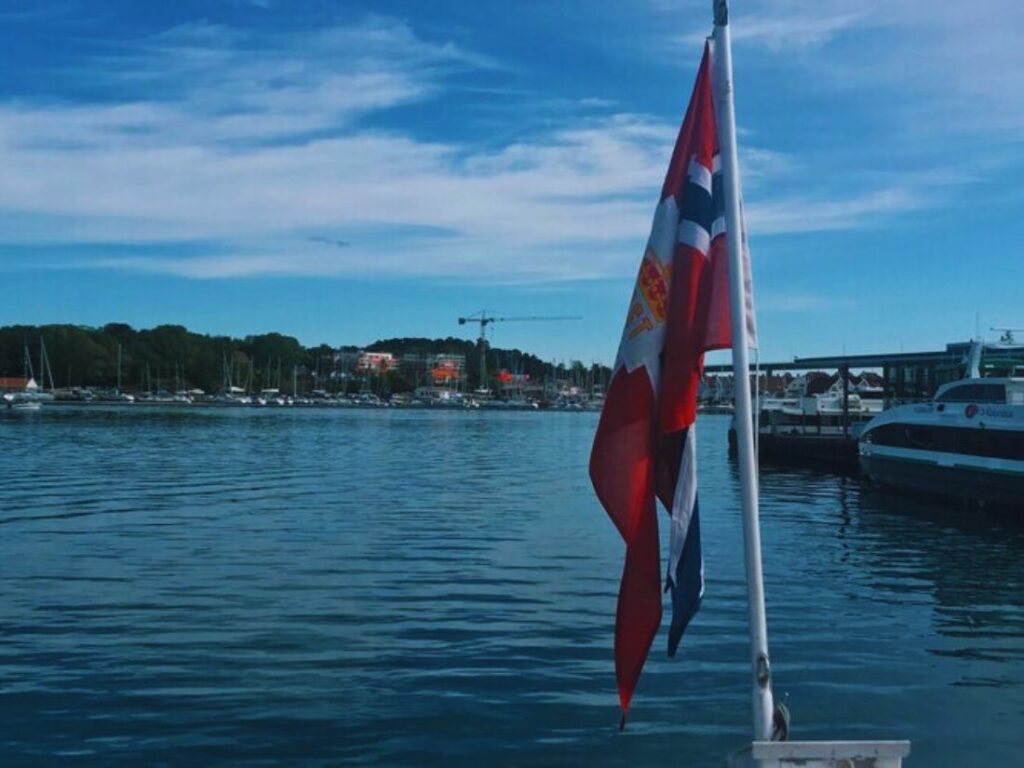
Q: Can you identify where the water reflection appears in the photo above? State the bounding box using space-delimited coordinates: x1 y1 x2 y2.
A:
753 446 1024 764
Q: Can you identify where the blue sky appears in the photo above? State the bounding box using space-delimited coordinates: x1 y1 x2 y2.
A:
2 0 1023 365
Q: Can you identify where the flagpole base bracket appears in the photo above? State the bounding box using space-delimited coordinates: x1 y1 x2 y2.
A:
727 740 911 768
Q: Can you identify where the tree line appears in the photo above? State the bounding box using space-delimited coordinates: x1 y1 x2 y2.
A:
0 323 610 395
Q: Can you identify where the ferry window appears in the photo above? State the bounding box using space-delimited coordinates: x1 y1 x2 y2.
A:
957 430 988 457
870 423 1024 460
905 426 934 451
935 383 1006 403
994 431 1024 461
870 424 908 448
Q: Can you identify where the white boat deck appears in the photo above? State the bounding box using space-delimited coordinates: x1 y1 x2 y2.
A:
730 740 911 767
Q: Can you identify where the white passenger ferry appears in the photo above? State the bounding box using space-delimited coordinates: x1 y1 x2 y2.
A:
859 372 1024 507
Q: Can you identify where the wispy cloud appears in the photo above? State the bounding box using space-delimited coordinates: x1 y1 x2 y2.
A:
49 17 484 145
307 236 351 249
859 3 1024 135
687 0 1024 136
679 5 866 50
731 11 865 49
0 11 978 282
746 187 925 236
740 147 796 188
0 16 667 282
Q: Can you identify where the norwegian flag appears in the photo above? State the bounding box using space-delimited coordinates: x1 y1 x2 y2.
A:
589 42 756 724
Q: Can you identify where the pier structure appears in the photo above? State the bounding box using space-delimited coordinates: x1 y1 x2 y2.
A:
708 340 1004 409
710 341 1024 471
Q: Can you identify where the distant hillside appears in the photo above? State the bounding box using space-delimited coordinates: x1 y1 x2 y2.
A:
0 324 608 394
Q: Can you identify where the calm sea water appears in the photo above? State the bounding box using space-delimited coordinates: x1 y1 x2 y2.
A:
1 407 1021 766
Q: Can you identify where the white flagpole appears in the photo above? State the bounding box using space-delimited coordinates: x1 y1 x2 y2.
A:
712 0 775 742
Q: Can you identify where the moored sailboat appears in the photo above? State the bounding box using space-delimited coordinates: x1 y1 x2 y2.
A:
4 338 55 409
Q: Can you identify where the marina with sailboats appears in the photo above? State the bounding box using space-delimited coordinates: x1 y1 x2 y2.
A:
6 329 1024 517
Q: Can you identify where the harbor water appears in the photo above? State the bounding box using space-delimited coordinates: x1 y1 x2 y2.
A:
1 408 1021 765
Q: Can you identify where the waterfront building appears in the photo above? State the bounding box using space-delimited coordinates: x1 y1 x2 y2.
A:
397 353 466 388
429 355 465 386
356 352 396 374
495 369 529 398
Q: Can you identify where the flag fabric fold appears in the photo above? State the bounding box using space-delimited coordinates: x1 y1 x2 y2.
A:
589 41 756 723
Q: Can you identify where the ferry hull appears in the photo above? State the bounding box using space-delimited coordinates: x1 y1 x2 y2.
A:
859 451 1024 509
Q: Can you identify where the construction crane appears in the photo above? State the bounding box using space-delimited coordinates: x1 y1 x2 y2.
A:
991 327 1024 345
457 311 581 393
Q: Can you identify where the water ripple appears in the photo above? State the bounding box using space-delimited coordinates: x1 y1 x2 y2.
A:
1 408 1022 766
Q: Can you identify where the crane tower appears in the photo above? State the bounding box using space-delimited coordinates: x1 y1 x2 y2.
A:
457 311 581 393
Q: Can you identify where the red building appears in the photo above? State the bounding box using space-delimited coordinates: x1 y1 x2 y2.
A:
0 377 35 392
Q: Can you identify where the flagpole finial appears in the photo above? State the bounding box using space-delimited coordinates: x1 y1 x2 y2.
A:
714 0 728 26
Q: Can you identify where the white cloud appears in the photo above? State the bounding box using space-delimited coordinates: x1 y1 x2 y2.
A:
740 147 796 188
676 1 869 50
0 17 670 281
730 11 865 49
745 188 925 236
701 0 1024 135
0 12 976 282
870 3 1024 134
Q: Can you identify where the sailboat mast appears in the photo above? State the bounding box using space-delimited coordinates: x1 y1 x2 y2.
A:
713 0 775 742
24 338 34 382
40 336 54 391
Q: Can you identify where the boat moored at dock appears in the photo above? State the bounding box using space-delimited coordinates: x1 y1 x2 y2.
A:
859 375 1024 508
3 393 43 411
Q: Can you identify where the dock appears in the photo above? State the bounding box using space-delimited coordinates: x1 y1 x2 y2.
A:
729 426 860 473
713 340 1024 476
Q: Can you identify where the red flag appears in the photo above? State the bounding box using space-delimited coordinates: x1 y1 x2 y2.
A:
589 42 754 724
